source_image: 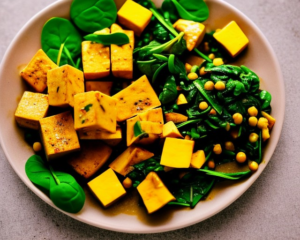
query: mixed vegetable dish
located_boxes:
[15,0,276,214]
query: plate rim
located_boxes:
[0,0,285,234]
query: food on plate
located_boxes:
[15,0,276,215]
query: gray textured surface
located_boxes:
[0,0,299,239]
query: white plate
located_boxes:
[0,0,285,233]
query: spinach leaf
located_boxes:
[150,8,179,36]
[240,65,260,93]
[167,172,215,208]
[137,59,162,78]
[193,80,223,115]
[259,90,272,110]
[198,169,251,180]
[41,18,82,67]
[226,80,247,96]
[127,157,164,187]
[84,32,129,45]
[152,62,168,84]
[162,0,179,23]
[25,155,85,213]
[159,75,178,104]
[70,0,117,33]
[171,0,209,22]
[152,22,171,42]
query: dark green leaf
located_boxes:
[159,75,178,104]
[70,0,117,33]
[259,90,272,110]
[198,169,251,180]
[84,33,129,45]
[172,0,209,22]
[41,18,82,66]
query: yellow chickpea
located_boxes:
[225,141,235,151]
[185,63,192,73]
[249,133,259,143]
[208,160,215,169]
[208,53,215,60]
[122,177,133,189]
[209,109,217,115]
[213,144,222,155]
[33,142,42,152]
[199,101,208,110]
[232,113,243,125]
[185,135,191,140]
[204,81,214,91]
[249,161,259,171]
[213,58,224,66]
[236,152,247,163]
[248,116,258,127]
[199,66,207,76]
[248,106,258,116]
[257,117,269,129]
[188,72,198,81]
[215,81,226,91]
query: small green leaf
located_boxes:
[84,104,93,112]
[84,32,130,45]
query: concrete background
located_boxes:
[0,0,299,239]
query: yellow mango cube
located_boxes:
[39,111,80,160]
[138,107,164,124]
[82,28,110,80]
[78,127,122,146]
[161,138,194,168]
[109,146,154,176]
[88,168,126,207]
[137,172,175,214]
[118,0,152,37]
[176,93,188,105]
[213,21,249,57]
[190,150,206,169]
[15,91,49,130]
[21,49,57,92]
[68,141,112,179]
[111,24,134,79]
[165,112,188,123]
[74,91,117,133]
[140,121,163,134]
[114,75,161,121]
[161,121,183,138]
[173,19,205,51]
[85,81,113,95]
[47,65,84,107]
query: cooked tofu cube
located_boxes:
[114,75,161,121]
[137,172,175,214]
[15,91,49,130]
[78,127,122,146]
[117,0,152,37]
[165,112,188,123]
[21,49,57,92]
[173,19,205,51]
[138,108,164,124]
[126,115,159,146]
[190,150,206,169]
[74,91,117,133]
[82,28,110,80]
[213,21,249,57]
[160,138,194,168]
[39,111,80,160]
[176,94,188,105]
[111,24,134,79]
[68,141,112,179]
[161,121,183,138]
[88,168,126,207]
[85,81,113,95]
[47,65,84,107]
[109,146,154,176]
[140,121,163,134]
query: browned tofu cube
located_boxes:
[21,49,57,92]
[68,141,112,179]
[85,81,113,95]
[39,111,80,160]
[15,91,49,130]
